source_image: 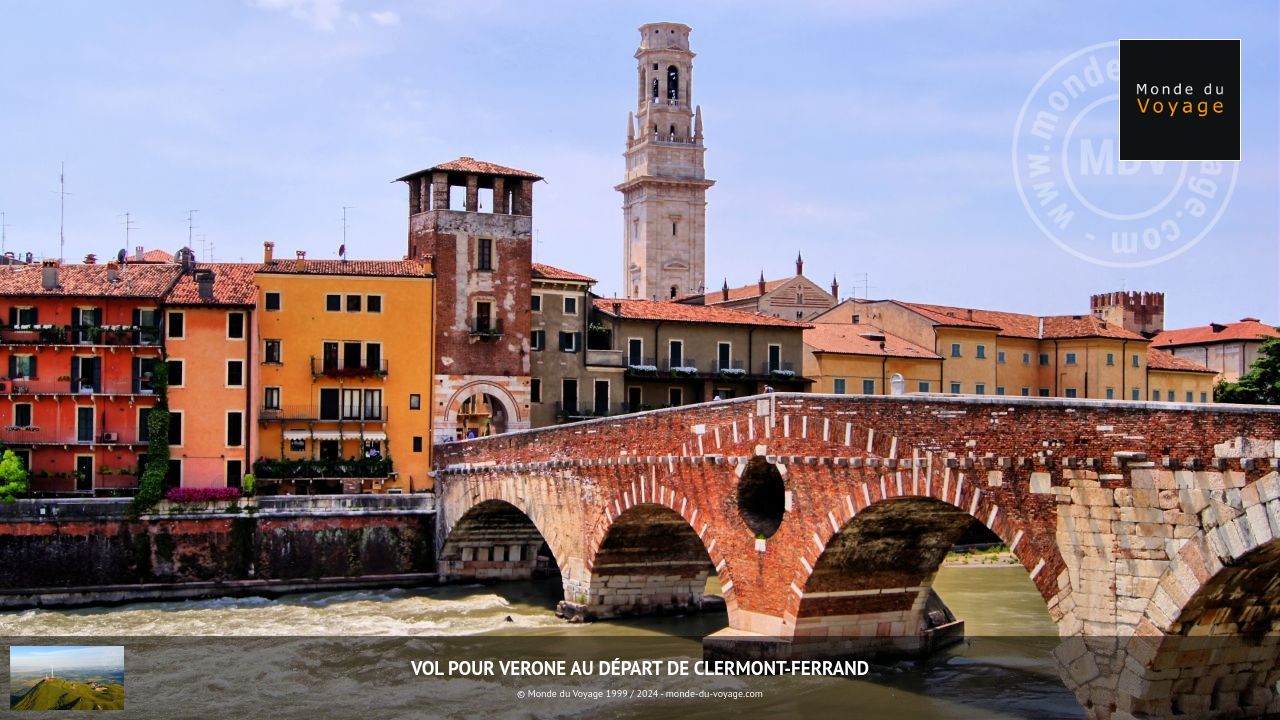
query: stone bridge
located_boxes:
[433,393,1280,719]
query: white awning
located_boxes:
[282,430,386,441]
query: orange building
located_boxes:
[0,260,179,494]
[252,245,435,494]
[163,263,258,488]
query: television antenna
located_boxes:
[850,272,876,300]
[54,162,71,262]
[186,209,199,249]
[121,212,139,246]
[0,211,11,254]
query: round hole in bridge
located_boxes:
[737,456,785,538]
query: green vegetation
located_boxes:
[0,449,30,503]
[241,473,256,497]
[10,677,124,711]
[1216,334,1280,405]
[132,361,170,515]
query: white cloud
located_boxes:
[369,10,400,26]
[251,0,345,31]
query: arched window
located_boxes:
[652,78,659,100]
[670,286,678,299]
[667,66,679,101]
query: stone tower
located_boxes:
[617,22,715,300]
[1090,290,1165,338]
[399,157,538,441]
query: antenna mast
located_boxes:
[186,209,199,251]
[342,206,354,246]
[121,212,138,247]
[56,162,71,262]
[0,212,10,255]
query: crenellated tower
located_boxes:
[617,22,715,300]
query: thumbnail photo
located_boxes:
[9,646,124,711]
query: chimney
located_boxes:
[83,253,97,265]
[966,308,974,321]
[795,252,804,277]
[134,245,143,261]
[612,301,622,317]
[196,269,215,300]
[294,250,306,271]
[831,275,839,300]
[758,271,766,295]
[41,260,59,290]
[106,260,120,283]
[263,241,275,264]
[721,278,729,302]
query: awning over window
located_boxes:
[282,430,387,441]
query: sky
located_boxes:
[0,0,1276,329]
[10,645,124,672]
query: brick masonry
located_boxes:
[435,392,1280,719]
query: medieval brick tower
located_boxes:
[1090,290,1165,338]
[618,22,715,300]
[399,157,537,441]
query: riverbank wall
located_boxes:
[0,495,438,609]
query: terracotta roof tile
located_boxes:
[136,249,175,263]
[1147,349,1217,373]
[257,259,432,278]
[165,263,258,306]
[700,279,788,305]
[593,298,811,328]
[805,324,941,359]
[1151,319,1280,348]
[0,263,181,298]
[532,263,595,283]
[902,302,1145,340]
[397,156,542,181]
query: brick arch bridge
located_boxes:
[434,393,1280,719]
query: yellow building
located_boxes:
[810,299,1214,402]
[803,323,942,395]
[252,245,435,493]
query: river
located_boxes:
[1,566,1083,719]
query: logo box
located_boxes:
[1119,39,1240,161]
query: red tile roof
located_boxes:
[1147,349,1217,373]
[1151,319,1280,348]
[699,279,788,305]
[165,264,259,306]
[805,324,941,359]
[135,249,175,263]
[1040,315,1146,340]
[257,259,432,277]
[593,298,811,328]
[396,156,542,181]
[901,302,1145,340]
[0,263,181,298]
[532,263,595,283]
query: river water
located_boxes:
[1,567,1083,719]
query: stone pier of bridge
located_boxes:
[434,393,1280,719]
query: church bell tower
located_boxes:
[617,22,715,300]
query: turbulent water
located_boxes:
[0,567,1082,719]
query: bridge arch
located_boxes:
[569,477,734,623]
[788,474,1064,653]
[437,499,560,582]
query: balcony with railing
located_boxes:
[0,426,145,446]
[468,316,505,341]
[252,457,393,480]
[309,356,389,379]
[259,404,389,423]
[1,376,161,396]
[0,325,162,348]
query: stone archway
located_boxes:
[443,381,523,440]
[437,499,558,582]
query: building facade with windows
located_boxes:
[399,157,536,442]
[0,260,177,494]
[163,263,258,489]
[588,298,810,411]
[680,254,838,322]
[802,323,942,396]
[528,263,617,427]
[809,297,1215,402]
[1151,317,1280,384]
[253,247,434,494]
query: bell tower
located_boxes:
[617,22,715,300]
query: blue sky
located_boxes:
[0,1,1275,327]
[10,645,123,672]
